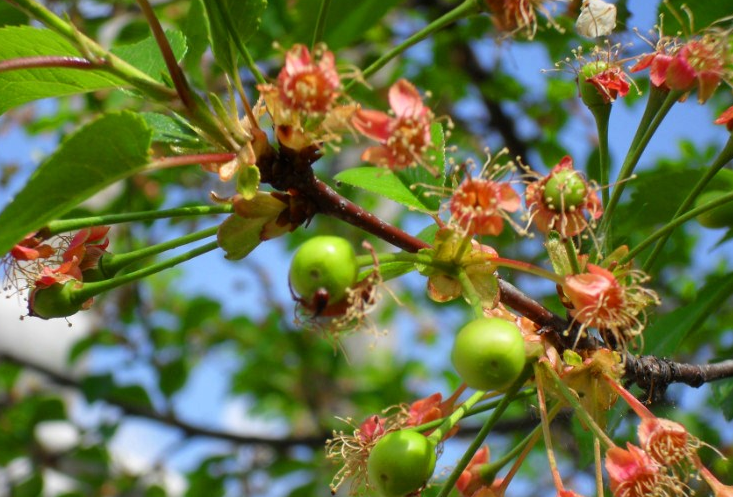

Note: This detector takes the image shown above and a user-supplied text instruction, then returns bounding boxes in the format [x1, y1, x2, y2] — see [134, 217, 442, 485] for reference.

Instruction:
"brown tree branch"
[0, 351, 325, 449]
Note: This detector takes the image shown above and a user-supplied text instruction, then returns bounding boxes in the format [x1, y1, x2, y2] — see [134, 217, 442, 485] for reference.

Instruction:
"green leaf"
[202, 0, 268, 75]
[110, 29, 187, 81]
[0, 2, 28, 26]
[294, 0, 400, 49]
[659, 0, 733, 35]
[335, 166, 440, 213]
[0, 111, 152, 256]
[158, 358, 189, 398]
[711, 378, 733, 421]
[141, 112, 202, 147]
[181, 0, 210, 84]
[0, 26, 124, 115]
[642, 272, 733, 356]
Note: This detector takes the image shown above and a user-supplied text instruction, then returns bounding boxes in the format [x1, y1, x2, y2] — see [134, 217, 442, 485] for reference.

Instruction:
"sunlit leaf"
[335, 166, 440, 213]
[0, 111, 152, 256]
[202, 0, 268, 75]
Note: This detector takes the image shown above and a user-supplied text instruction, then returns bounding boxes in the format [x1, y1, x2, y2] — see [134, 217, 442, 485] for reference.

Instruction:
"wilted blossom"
[10, 233, 54, 261]
[450, 177, 521, 236]
[605, 443, 671, 497]
[631, 31, 730, 103]
[563, 264, 659, 347]
[714, 105, 733, 132]
[525, 156, 602, 237]
[482, 0, 557, 39]
[456, 447, 508, 497]
[259, 44, 354, 150]
[352, 79, 434, 170]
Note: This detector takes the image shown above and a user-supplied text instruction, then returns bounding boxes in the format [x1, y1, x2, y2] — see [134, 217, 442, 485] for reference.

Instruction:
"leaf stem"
[0, 56, 95, 73]
[311, 0, 332, 48]
[620, 190, 733, 265]
[100, 225, 219, 277]
[350, 0, 481, 85]
[562, 238, 582, 275]
[71, 241, 219, 304]
[539, 361, 615, 449]
[600, 89, 682, 243]
[426, 390, 485, 444]
[590, 104, 611, 207]
[492, 257, 565, 284]
[456, 267, 485, 319]
[44, 204, 233, 236]
[9, 0, 177, 102]
[435, 367, 531, 497]
[135, 0, 196, 111]
[642, 135, 733, 272]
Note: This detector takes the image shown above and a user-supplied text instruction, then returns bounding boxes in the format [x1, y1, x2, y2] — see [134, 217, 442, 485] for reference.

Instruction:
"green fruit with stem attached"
[695, 191, 733, 228]
[289, 236, 358, 306]
[451, 317, 526, 391]
[367, 430, 436, 497]
[28, 282, 84, 320]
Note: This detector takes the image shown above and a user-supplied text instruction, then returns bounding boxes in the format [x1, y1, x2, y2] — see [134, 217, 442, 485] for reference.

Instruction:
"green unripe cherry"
[695, 191, 733, 229]
[579, 60, 611, 109]
[451, 317, 526, 391]
[367, 430, 436, 497]
[289, 236, 358, 306]
[29, 282, 84, 320]
[543, 170, 588, 212]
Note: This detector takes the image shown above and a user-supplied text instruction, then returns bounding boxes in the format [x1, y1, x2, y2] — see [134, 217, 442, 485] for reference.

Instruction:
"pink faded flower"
[605, 443, 665, 497]
[406, 392, 460, 439]
[665, 38, 726, 103]
[714, 105, 733, 132]
[270, 44, 341, 115]
[456, 446, 491, 497]
[563, 264, 659, 347]
[62, 226, 110, 274]
[352, 79, 434, 170]
[630, 51, 675, 90]
[525, 156, 602, 237]
[605, 376, 699, 472]
[450, 178, 521, 236]
[10, 233, 54, 261]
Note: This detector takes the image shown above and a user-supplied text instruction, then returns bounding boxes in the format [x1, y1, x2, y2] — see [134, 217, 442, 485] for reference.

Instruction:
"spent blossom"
[562, 264, 659, 348]
[605, 443, 678, 497]
[481, 0, 559, 40]
[352, 79, 435, 171]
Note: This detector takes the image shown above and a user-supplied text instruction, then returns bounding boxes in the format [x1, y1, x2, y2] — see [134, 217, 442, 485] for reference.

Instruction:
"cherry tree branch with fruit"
[1, 0, 733, 495]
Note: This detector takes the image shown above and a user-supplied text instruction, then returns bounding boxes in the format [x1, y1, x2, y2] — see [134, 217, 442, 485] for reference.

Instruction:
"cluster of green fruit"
[290, 236, 528, 496]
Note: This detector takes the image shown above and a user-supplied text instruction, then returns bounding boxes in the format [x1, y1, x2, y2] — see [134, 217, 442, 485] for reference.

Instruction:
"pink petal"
[352, 109, 394, 142]
[388, 79, 425, 119]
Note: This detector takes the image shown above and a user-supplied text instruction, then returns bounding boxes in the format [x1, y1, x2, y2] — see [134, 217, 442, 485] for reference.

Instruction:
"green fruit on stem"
[694, 191, 733, 229]
[289, 236, 358, 306]
[543, 170, 587, 211]
[451, 317, 526, 391]
[28, 282, 84, 319]
[367, 430, 436, 497]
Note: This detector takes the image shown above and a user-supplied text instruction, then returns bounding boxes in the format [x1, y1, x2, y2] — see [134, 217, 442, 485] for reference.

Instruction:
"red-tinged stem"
[492, 257, 565, 284]
[0, 56, 95, 73]
[146, 153, 237, 171]
[534, 364, 565, 492]
[603, 373, 654, 419]
[698, 462, 733, 494]
[135, 0, 195, 111]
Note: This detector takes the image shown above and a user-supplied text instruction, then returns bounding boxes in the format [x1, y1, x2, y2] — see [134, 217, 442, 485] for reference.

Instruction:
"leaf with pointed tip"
[0, 111, 152, 257]
[201, 0, 267, 75]
[0, 26, 186, 115]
